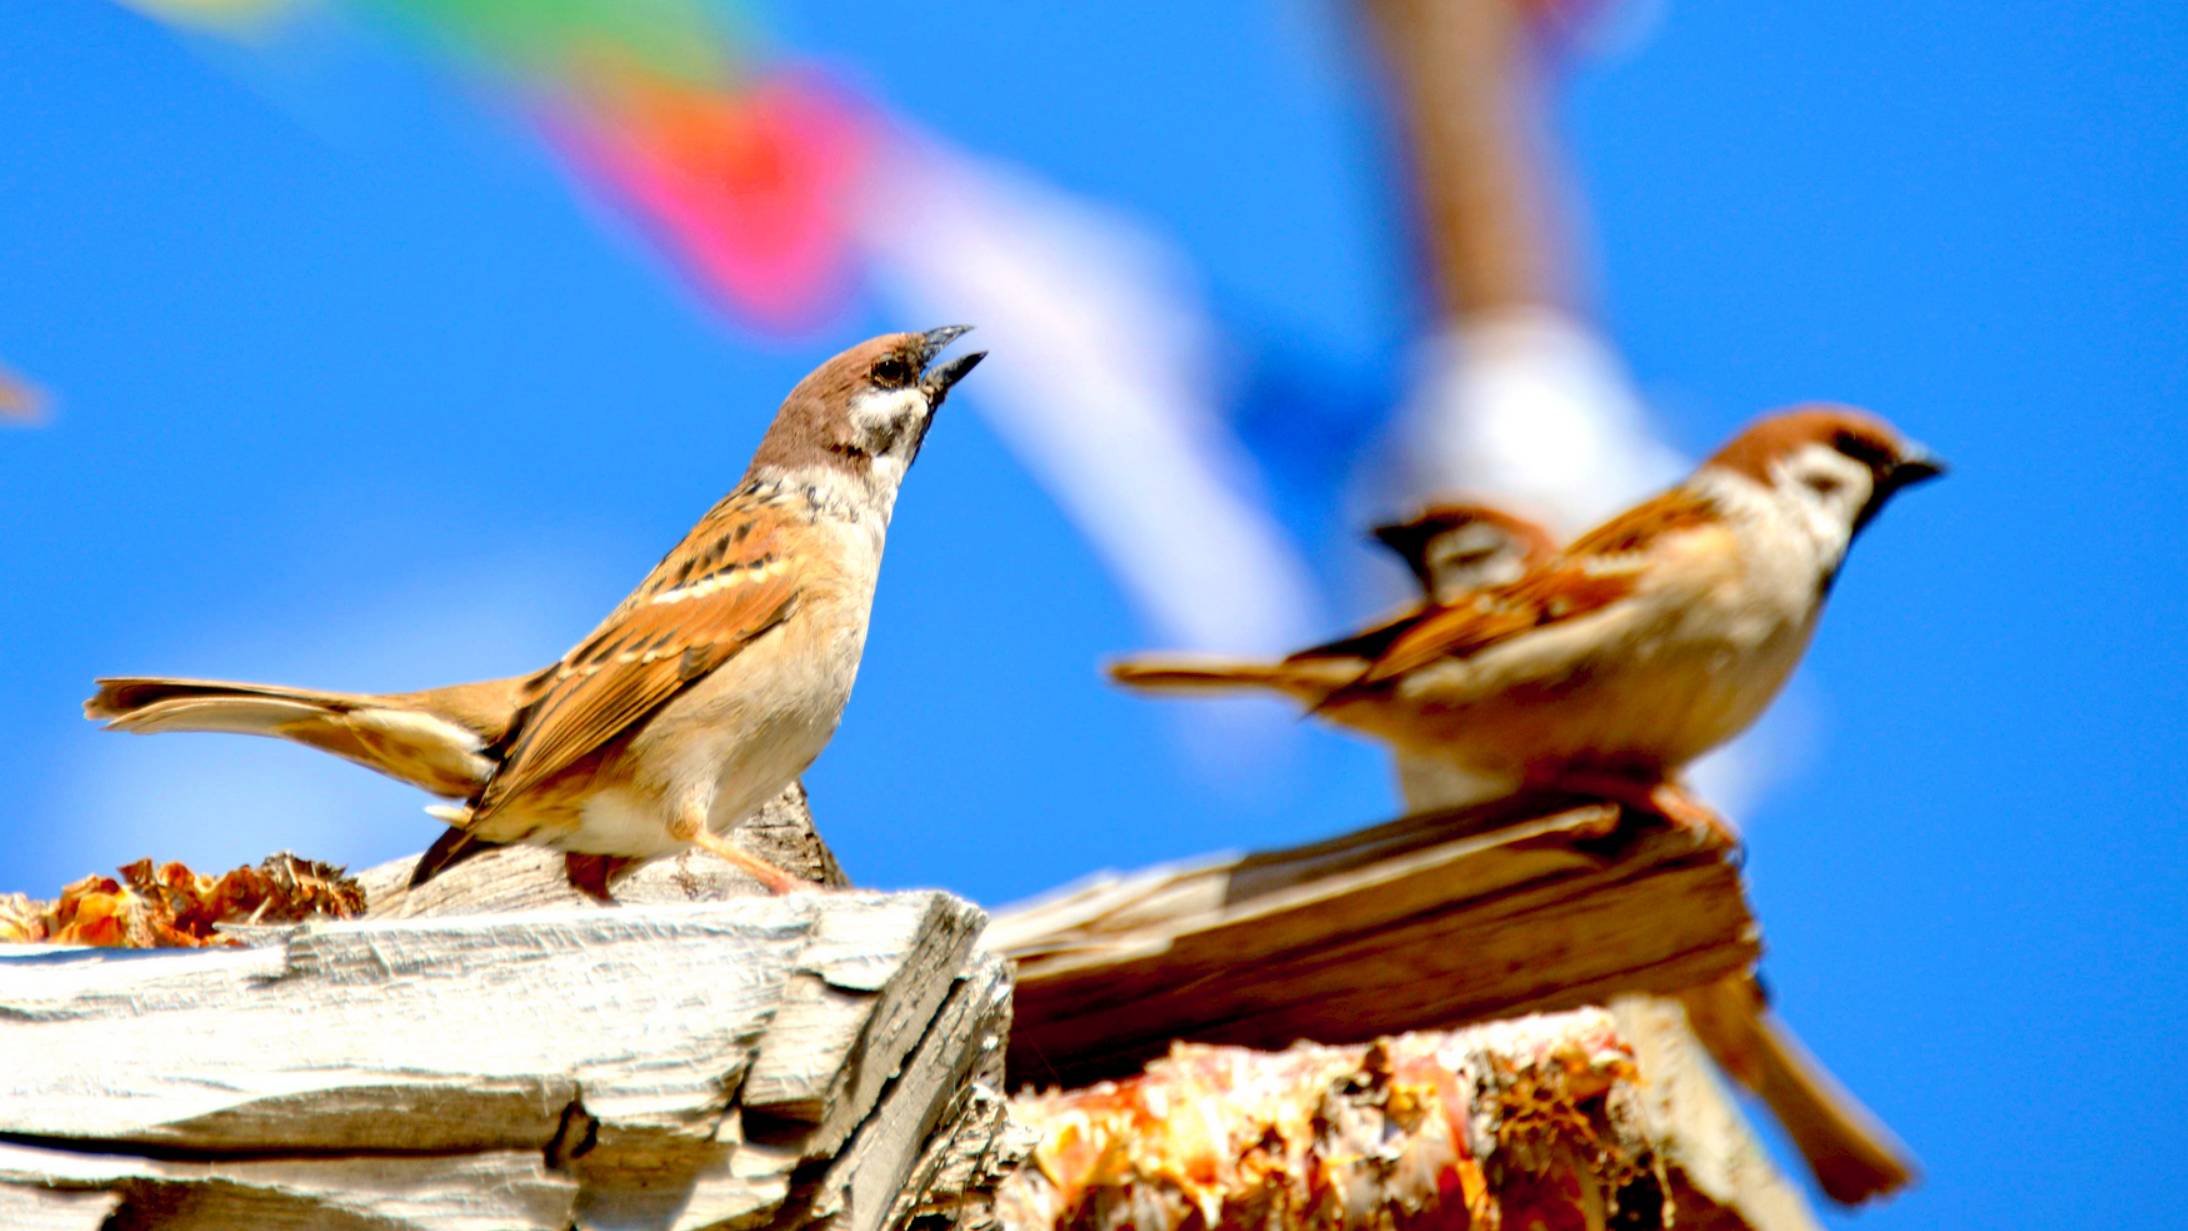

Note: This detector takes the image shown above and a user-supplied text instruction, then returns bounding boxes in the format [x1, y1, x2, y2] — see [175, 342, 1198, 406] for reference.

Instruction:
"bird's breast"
[1365, 554, 1819, 777]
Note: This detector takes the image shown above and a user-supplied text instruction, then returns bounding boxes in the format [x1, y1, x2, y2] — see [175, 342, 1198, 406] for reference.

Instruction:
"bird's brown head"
[748, 326, 985, 484]
[1371, 502, 1559, 602]
[1708, 404, 1945, 541]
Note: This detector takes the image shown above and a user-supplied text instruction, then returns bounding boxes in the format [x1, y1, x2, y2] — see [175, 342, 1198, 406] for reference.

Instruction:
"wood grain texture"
[804, 952, 1017, 1231]
[0, 874, 997, 1231]
[0, 1140, 575, 1231]
[993, 793, 1758, 1089]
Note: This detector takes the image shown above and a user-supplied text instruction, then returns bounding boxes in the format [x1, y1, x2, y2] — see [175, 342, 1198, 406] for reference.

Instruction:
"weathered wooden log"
[0, 845, 1005, 1231]
[3, 785, 1856, 1230]
[1604, 994, 1821, 1231]
[991, 794, 1758, 1089]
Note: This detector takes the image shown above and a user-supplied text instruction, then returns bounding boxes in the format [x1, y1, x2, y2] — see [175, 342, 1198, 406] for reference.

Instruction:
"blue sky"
[3, 3, 2184, 1226]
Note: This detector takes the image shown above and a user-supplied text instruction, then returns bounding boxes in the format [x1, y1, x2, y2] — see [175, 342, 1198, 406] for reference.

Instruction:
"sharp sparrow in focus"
[88, 328, 984, 898]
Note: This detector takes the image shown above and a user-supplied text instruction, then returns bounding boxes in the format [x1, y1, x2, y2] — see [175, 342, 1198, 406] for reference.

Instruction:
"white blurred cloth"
[1390, 306, 1687, 533]
[855, 131, 1321, 655]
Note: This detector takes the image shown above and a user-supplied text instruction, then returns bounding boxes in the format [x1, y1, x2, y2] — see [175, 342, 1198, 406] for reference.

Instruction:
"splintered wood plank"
[0, 1176, 120, 1231]
[4, 901, 804, 1149]
[742, 894, 986, 1149]
[0, 1140, 577, 1231]
[0, 889, 993, 1231]
[995, 795, 1758, 1088]
[806, 952, 1016, 1231]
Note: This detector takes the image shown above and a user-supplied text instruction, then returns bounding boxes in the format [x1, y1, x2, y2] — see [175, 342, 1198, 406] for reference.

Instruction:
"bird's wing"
[1352, 488, 1718, 688]
[472, 490, 802, 817]
[1282, 607, 1426, 664]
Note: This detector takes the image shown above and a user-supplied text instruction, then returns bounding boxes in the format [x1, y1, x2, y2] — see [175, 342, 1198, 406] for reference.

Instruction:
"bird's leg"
[669, 810, 811, 895]
[1648, 780, 1739, 847]
[563, 853, 632, 903]
[1540, 770, 1739, 849]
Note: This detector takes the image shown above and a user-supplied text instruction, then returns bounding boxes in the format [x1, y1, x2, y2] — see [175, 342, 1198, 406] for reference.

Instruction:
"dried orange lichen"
[0, 853, 365, 948]
[1002, 1013, 1651, 1231]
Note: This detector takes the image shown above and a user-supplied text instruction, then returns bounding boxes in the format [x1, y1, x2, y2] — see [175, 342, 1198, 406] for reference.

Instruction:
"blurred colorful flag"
[116, 0, 1323, 652]
[0, 362, 48, 425]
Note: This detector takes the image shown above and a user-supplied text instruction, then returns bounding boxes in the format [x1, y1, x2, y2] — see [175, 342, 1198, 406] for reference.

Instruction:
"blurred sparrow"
[1111, 405, 1943, 840]
[1276, 502, 1557, 670]
[88, 328, 984, 898]
[1359, 501, 1561, 810]
[1371, 497, 1919, 1203]
[1371, 501, 1557, 603]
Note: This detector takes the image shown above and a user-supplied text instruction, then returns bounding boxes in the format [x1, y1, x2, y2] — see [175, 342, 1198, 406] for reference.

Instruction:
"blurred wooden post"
[1358, 0, 1576, 316]
[0, 360, 48, 424]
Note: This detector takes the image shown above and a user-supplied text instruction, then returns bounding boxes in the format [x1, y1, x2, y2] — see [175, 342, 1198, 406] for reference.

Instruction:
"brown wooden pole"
[1357, 0, 1577, 316]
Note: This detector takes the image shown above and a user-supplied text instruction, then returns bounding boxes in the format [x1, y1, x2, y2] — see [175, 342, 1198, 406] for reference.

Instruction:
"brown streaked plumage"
[88, 327, 985, 898]
[1109, 404, 1943, 834]
[1360, 500, 1565, 813]
[1282, 502, 1558, 666]
[1371, 501, 1557, 603]
[1350, 490, 1923, 1206]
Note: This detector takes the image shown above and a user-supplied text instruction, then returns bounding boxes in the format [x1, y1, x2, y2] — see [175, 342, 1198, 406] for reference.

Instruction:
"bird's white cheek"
[849, 388, 929, 445]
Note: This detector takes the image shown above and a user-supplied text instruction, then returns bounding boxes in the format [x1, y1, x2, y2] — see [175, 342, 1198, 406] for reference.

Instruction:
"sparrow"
[1368, 497, 1919, 1204]
[1110, 405, 1944, 837]
[87, 328, 985, 899]
[1370, 501, 1558, 604]
[1357, 501, 1562, 810]
[1267, 503, 1557, 673]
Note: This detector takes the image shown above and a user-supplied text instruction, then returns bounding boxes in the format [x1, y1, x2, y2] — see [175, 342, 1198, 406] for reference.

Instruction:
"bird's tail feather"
[1679, 978, 1918, 1205]
[1105, 655, 1359, 701]
[85, 675, 521, 799]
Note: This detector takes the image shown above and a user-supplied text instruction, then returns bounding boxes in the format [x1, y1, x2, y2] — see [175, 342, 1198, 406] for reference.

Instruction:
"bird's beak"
[1888, 448, 1947, 490]
[1852, 446, 1945, 538]
[918, 324, 973, 365]
[918, 325, 984, 403]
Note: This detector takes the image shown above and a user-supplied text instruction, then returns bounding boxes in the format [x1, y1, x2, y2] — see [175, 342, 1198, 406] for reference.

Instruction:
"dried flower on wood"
[0, 853, 365, 948]
[1001, 1012, 1662, 1231]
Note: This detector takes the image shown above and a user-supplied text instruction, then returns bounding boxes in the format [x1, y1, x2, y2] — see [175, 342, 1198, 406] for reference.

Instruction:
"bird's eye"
[871, 356, 914, 387]
[1804, 473, 1844, 498]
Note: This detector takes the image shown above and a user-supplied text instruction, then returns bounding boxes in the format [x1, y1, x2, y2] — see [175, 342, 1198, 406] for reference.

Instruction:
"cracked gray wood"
[801, 952, 1017, 1231]
[0, 881, 997, 1231]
